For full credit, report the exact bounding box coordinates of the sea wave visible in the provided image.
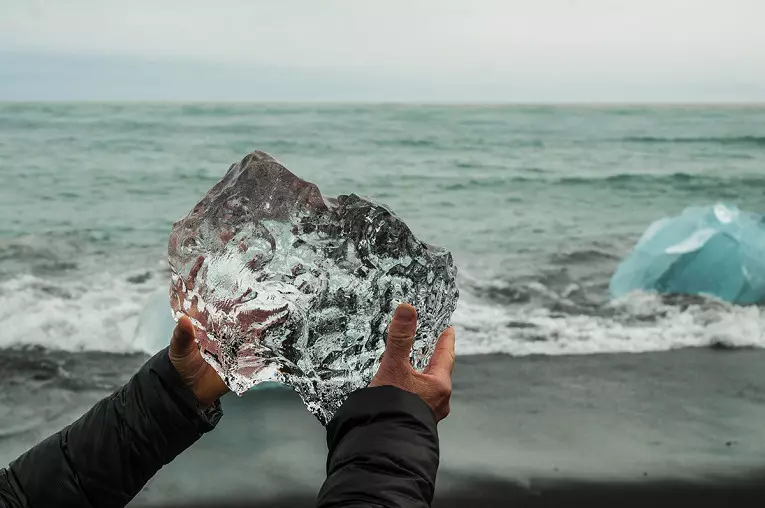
[437,172,765,193]
[2,269,763,358]
[0,272,157,353]
[558,173,696,185]
[622,135,765,146]
[557,173,765,195]
[452,291,765,356]
[374,139,438,148]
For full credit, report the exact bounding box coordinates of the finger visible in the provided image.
[170,315,197,358]
[383,303,417,366]
[424,327,455,377]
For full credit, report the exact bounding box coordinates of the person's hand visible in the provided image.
[169,315,229,408]
[370,303,456,421]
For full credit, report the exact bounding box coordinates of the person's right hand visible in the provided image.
[169,315,229,409]
[370,303,456,421]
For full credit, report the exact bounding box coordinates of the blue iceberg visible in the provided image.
[133,288,177,355]
[610,203,765,304]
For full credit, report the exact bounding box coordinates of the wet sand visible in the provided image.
[135,348,765,505]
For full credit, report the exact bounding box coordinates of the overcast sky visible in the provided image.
[1,0,764,101]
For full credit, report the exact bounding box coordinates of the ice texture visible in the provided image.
[610,203,765,304]
[168,151,459,424]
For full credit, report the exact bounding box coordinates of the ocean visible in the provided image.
[2,103,765,505]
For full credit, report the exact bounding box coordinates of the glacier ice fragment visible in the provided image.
[168,151,459,424]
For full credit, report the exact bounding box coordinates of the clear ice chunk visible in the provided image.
[610,203,765,304]
[168,151,459,424]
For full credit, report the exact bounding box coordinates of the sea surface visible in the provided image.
[2,104,765,505]
[2,103,765,356]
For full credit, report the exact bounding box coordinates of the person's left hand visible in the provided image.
[371,304,455,421]
[169,315,229,408]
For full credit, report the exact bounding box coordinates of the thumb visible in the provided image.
[382,304,417,366]
[170,315,197,358]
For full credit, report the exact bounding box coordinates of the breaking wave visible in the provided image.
[0,272,158,353]
[1,267,763,358]
[452,291,765,356]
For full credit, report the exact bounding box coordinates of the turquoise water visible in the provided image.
[1,103,765,355]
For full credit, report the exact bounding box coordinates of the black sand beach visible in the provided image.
[3,348,765,506]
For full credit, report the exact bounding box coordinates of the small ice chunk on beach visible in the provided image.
[610,203,765,305]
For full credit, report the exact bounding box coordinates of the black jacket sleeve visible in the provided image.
[317,386,440,508]
[0,347,222,508]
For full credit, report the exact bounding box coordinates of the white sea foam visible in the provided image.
[452,291,765,356]
[2,272,764,357]
[0,273,157,353]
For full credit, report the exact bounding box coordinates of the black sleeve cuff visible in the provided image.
[149,347,223,434]
[327,385,437,453]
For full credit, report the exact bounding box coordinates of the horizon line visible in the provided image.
[2,100,765,107]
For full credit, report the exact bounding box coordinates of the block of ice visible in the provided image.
[168,151,459,424]
[610,203,765,304]
[132,288,287,391]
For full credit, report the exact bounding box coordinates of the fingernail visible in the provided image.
[395,304,415,323]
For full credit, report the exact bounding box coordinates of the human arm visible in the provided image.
[0,316,227,508]
[317,304,456,508]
